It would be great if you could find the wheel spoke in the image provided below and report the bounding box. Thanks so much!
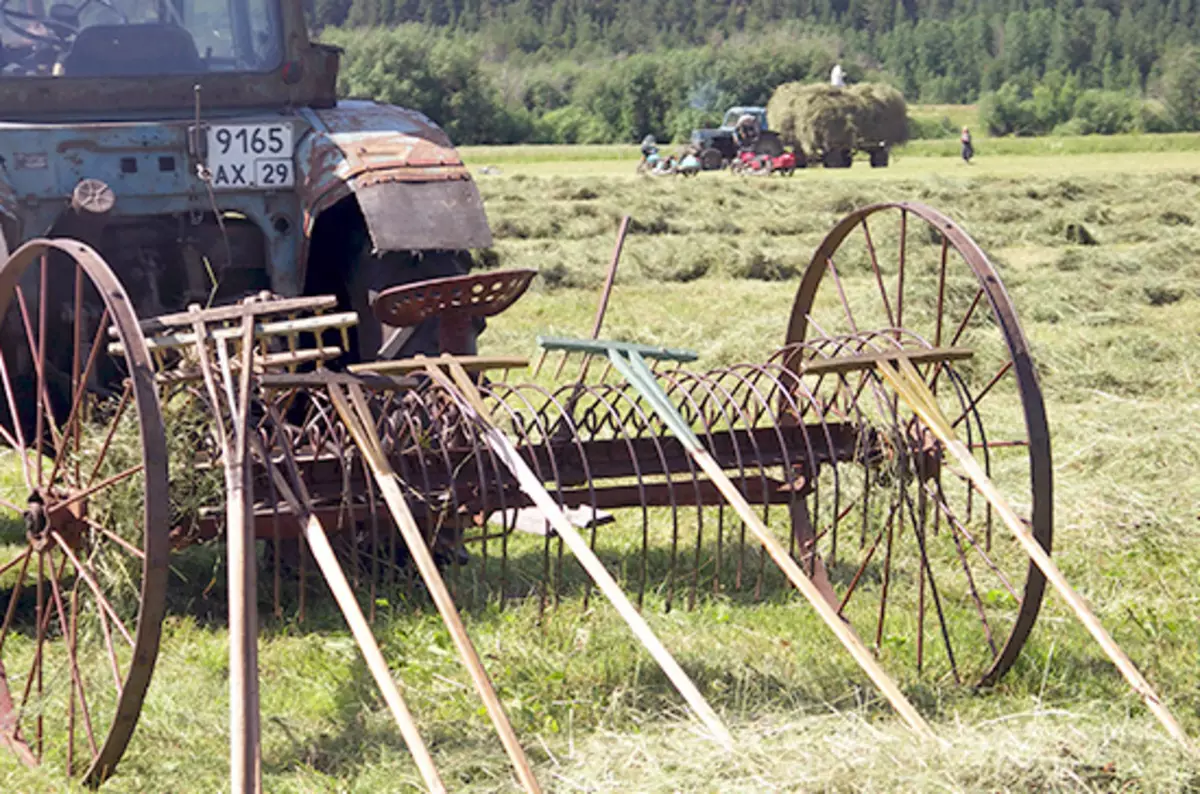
[85,383,132,488]
[904,489,960,683]
[51,533,134,647]
[82,517,145,561]
[895,210,907,333]
[860,218,896,330]
[48,308,112,488]
[934,236,949,347]
[0,549,32,657]
[46,552,98,758]
[54,464,144,515]
[950,361,1014,429]
[0,350,31,491]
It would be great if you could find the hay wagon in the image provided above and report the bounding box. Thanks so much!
[767,82,909,168]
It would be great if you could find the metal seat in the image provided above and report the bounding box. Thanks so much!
[371,269,537,355]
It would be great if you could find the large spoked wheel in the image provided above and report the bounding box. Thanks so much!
[0,240,168,786]
[779,203,1051,687]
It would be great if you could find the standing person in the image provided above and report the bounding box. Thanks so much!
[831,63,845,87]
[733,113,760,152]
[961,126,974,163]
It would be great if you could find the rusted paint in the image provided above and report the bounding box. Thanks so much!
[296,101,491,258]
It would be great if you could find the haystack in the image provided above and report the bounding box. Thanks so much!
[766,82,908,153]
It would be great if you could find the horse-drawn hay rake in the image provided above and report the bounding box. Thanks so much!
[0,204,1188,790]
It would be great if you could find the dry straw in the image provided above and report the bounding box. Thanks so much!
[767,82,909,153]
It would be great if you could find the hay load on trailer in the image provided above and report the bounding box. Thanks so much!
[766,82,908,168]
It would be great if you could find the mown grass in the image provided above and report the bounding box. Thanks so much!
[460,130,1200,168]
[3,155,1200,792]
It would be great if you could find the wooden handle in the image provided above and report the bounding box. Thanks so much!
[877,356,1192,750]
[424,362,735,750]
[249,434,448,794]
[330,384,544,794]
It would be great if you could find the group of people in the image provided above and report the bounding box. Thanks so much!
[638,135,702,176]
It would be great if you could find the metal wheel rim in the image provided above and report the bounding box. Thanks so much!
[0,238,168,786]
[785,202,1052,687]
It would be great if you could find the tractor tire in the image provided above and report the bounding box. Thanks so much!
[345,248,480,364]
[869,147,890,168]
[823,149,853,169]
[700,147,723,171]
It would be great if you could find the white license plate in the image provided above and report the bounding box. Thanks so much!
[206,123,295,190]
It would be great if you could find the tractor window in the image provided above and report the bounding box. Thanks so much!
[0,0,283,77]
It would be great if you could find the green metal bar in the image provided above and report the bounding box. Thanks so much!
[537,335,698,363]
[607,350,703,452]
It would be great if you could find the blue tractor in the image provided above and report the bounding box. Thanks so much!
[0,0,492,400]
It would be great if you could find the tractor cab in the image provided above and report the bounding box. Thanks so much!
[719,106,768,132]
[0,0,282,80]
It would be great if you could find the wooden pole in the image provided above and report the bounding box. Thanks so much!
[328,384,545,794]
[247,432,448,794]
[599,349,938,741]
[876,356,1193,750]
[420,361,735,750]
[191,312,261,794]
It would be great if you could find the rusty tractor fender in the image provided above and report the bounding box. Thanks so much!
[296,101,492,267]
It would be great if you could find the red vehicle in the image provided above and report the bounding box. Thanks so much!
[731,149,802,176]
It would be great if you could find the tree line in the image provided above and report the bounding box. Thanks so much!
[313,0,1200,144]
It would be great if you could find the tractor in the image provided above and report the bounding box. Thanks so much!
[689,106,795,171]
[0,0,492,432]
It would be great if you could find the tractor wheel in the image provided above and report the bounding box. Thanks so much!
[700,148,723,171]
[345,248,480,364]
[869,147,890,168]
[823,149,853,169]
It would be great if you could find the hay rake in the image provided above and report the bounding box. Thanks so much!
[0,204,1188,790]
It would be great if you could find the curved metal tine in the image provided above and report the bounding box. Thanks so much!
[490,382,582,607]
[549,379,654,608]
[711,366,803,600]
[659,370,730,610]
[463,384,519,605]
[664,369,754,601]
[741,363,839,588]
[484,385,555,606]
[606,381,682,606]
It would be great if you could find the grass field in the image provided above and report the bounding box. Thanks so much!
[460,130,1200,169]
[2,148,1200,792]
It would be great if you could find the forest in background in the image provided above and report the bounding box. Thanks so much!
[311,0,1200,144]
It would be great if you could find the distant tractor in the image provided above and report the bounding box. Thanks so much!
[689,106,796,171]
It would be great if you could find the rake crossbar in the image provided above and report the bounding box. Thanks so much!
[590,342,938,741]
[537,335,699,363]
[418,358,736,751]
[875,356,1193,751]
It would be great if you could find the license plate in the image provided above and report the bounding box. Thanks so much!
[206,123,295,190]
